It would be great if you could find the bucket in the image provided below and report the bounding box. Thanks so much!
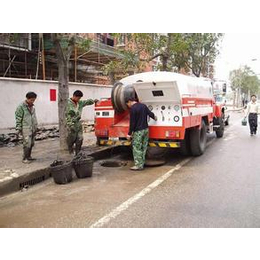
[50,161,73,184]
[241,118,247,126]
[73,156,94,178]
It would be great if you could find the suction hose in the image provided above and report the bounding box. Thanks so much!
[111,82,137,113]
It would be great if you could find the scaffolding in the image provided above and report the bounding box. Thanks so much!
[0,33,123,84]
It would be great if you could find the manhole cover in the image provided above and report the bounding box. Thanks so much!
[144,159,166,167]
[100,161,125,167]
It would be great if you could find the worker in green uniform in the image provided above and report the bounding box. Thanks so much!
[66,90,97,155]
[126,97,157,171]
[15,92,38,164]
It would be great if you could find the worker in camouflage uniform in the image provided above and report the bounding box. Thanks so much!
[126,98,157,171]
[66,90,97,155]
[15,92,38,164]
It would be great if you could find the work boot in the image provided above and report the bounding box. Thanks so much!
[22,159,31,164]
[23,147,30,160]
[23,147,32,163]
[130,166,144,171]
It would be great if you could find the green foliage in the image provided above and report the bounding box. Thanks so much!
[76,36,91,51]
[181,33,224,76]
[102,60,123,75]
[49,33,90,54]
[9,33,20,44]
[229,66,260,95]
[110,33,223,77]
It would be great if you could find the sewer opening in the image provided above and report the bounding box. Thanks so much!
[100,161,125,167]
[19,175,45,189]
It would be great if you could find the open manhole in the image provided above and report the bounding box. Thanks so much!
[100,160,126,167]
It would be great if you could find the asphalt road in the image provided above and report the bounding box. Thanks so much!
[0,111,259,228]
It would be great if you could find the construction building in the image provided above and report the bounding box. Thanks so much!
[1,33,213,84]
[0,33,126,84]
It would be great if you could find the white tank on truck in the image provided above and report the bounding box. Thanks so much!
[95,72,225,156]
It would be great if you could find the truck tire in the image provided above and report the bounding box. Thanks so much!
[179,130,191,156]
[190,121,207,156]
[146,147,168,159]
[215,116,224,138]
[225,115,229,126]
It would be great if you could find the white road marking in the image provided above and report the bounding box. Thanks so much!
[90,127,226,228]
[90,158,192,228]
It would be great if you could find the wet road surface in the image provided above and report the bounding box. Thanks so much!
[0,111,259,228]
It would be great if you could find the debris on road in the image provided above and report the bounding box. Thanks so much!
[0,122,95,147]
[0,169,18,180]
[21,185,29,192]
[35,126,59,141]
[50,160,64,167]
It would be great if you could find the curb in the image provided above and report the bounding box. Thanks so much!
[0,146,123,198]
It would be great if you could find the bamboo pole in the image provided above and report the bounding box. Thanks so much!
[74,45,77,82]
[42,35,46,80]
[25,52,27,77]
[35,35,40,79]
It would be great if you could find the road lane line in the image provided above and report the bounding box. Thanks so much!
[90,114,238,228]
[89,158,192,228]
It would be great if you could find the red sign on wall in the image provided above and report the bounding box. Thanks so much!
[50,89,56,101]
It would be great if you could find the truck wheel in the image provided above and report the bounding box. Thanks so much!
[146,147,168,159]
[215,117,224,138]
[179,130,191,156]
[190,121,207,156]
[225,116,229,126]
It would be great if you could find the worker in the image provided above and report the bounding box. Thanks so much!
[126,97,157,171]
[244,94,260,136]
[15,92,38,163]
[66,90,97,155]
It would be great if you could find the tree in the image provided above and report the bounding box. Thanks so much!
[243,74,260,96]
[106,33,223,81]
[102,34,153,83]
[102,60,123,85]
[182,33,224,77]
[229,66,260,106]
[51,34,90,156]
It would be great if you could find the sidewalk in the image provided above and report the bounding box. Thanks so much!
[0,132,112,197]
[226,106,244,112]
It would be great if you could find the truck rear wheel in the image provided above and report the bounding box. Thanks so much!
[224,115,229,126]
[179,130,191,156]
[215,116,224,138]
[190,121,207,156]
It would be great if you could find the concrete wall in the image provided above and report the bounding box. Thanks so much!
[0,78,112,129]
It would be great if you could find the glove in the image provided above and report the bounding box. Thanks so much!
[154,116,158,121]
